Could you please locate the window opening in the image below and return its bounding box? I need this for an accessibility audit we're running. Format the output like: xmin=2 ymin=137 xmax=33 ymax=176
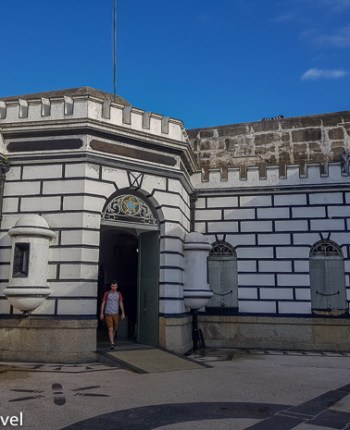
xmin=13 ymin=242 xmax=30 ymax=277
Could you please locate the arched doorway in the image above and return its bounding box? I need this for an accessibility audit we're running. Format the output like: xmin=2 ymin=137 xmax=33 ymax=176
xmin=98 ymin=192 xmax=160 ymax=346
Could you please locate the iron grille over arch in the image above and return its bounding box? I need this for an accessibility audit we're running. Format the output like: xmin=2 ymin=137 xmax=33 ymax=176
xmin=310 ymin=240 xmax=343 ymax=257
xmin=209 ymin=241 xmax=236 ymax=257
xmin=102 ymin=193 xmax=158 ymax=227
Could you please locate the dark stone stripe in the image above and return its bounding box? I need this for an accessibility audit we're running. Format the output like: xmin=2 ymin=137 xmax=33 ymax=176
xmin=310 ymin=410 xmax=350 ymax=429
xmin=7 ymin=139 xmax=83 ymax=152
xmin=288 ymin=388 xmax=350 ymax=417
xmin=90 ymin=140 xmax=177 ymax=166
xmin=244 ymin=414 xmax=303 ymax=430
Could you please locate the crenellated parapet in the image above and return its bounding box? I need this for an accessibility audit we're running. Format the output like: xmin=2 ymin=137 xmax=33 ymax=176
xmin=191 ymin=162 xmax=350 ymax=189
xmin=188 ymin=111 xmax=350 ymax=183
xmin=0 ymin=87 xmax=188 ymax=144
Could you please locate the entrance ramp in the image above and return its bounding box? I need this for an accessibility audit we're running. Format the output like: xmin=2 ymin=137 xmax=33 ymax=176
xmin=97 ymin=346 xmax=209 ymax=374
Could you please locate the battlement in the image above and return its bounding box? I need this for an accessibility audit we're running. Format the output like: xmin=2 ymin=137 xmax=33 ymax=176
xmin=0 ymin=87 xmax=187 ymax=143
xmin=188 ymin=111 xmax=350 ymax=180
xmin=192 ymin=162 xmax=350 ymax=189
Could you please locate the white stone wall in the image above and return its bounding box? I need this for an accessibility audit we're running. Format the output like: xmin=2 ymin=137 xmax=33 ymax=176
xmin=0 ymin=161 xmax=191 ymax=317
xmin=194 ymin=170 xmax=350 ymax=315
xmin=0 ymin=88 xmax=195 ymax=350
xmin=156 ymin=178 xmax=191 ymax=315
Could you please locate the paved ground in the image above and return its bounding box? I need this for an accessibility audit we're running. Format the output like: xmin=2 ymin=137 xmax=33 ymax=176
xmin=0 ymin=348 xmax=350 ymax=430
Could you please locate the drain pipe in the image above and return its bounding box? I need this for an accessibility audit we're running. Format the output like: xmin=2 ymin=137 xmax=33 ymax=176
xmin=189 ymin=193 xmax=197 ymax=232
xmin=0 ymin=153 xmax=9 ymax=230
xmin=0 ymin=127 xmax=10 ymax=230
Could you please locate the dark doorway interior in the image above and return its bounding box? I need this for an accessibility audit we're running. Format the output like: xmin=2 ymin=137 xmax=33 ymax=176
xmin=97 ymin=227 xmax=138 ymax=345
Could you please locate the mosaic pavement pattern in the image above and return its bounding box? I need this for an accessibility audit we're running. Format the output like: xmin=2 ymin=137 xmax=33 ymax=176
xmin=0 ymin=361 xmax=121 ymax=374
xmin=0 ymin=349 xmax=349 ymax=430
xmin=61 ymin=385 xmax=350 ymax=430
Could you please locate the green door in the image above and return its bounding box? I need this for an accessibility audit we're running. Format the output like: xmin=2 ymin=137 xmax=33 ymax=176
xmin=137 ymin=231 xmax=159 ymax=345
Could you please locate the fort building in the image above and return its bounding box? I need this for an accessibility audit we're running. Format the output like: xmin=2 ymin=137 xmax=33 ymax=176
xmin=0 ymin=87 xmax=349 ymax=362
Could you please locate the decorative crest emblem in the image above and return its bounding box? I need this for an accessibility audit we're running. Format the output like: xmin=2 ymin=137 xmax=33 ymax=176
xmin=102 ymin=194 xmax=157 ymax=226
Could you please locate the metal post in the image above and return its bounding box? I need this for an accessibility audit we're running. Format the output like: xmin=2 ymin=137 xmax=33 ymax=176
xmin=113 ymin=0 xmax=117 ymax=101
xmin=192 ymin=309 xmax=198 ymax=350
xmin=191 ymin=309 xmax=206 ymax=351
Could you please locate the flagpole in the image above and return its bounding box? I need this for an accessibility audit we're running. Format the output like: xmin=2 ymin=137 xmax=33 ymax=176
xmin=113 ymin=0 xmax=117 ymax=101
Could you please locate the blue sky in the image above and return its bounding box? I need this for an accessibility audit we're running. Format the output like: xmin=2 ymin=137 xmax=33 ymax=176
xmin=1 ymin=0 xmax=350 ymax=129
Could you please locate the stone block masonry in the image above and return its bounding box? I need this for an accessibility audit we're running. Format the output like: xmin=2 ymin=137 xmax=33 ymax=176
xmin=189 ymin=112 xmax=350 ymax=324
xmin=1 ymin=160 xmax=192 ymax=321
xmin=0 ymin=86 xmax=199 ymax=359
xmin=194 ymin=186 xmax=350 ymax=316
xmin=188 ymin=110 xmax=350 ymax=181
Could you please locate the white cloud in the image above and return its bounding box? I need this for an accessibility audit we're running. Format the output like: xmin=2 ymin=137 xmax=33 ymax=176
xmin=319 ymin=25 xmax=350 ymax=48
xmin=302 ymin=25 xmax=350 ymax=48
xmin=271 ymin=13 xmax=295 ymax=24
xmin=319 ymin=0 xmax=350 ymax=10
xmin=301 ymin=68 xmax=348 ymax=80
xmin=294 ymin=0 xmax=350 ymax=12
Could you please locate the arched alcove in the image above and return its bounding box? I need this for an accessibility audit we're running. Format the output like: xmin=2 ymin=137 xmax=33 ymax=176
xmin=309 ymin=240 xmax=347 ymax=316
xmin=206 ymin=241 xmax=238 ymax=312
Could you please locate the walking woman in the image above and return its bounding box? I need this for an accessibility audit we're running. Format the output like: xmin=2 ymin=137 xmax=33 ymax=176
xmin=100 ymin=280 xmax=126 ymax=349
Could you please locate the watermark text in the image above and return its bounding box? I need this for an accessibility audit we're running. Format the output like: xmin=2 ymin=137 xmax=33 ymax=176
xmin=0 ymin=412 xmax=23 ymax=427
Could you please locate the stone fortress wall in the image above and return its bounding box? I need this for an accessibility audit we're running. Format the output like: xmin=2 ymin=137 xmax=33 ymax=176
xmin=189 ymin=111 xmax=350 ymax=181
xmin=0 ymin=86 xmax=349 ymax=357
xmin=187 ymin=112 xmax=350 ymax=350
